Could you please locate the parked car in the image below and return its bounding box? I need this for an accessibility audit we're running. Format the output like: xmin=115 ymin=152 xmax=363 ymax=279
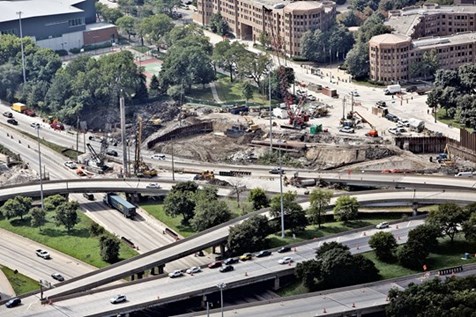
xmin=208 ymin=261 xmax=223 ymax=269
xmin=219 ymin=265 xmax=234 ymax=273
xmin=269 ymin=167 xmax=285 ymax=174
xmin=350 ymin=91 xmax=359 ymax=97
xmin=106 ymin=150 xmax=118 ymax=157
xmin=168 ymin=270 xmax=183 ymax=278
xmin=110 ymin=294 xmax=127 ymax=304
xmin=256 ymin=250 xmax=272 ymax=258
xmin=30 ymin=122 xmax=40 ymax=128
xmin=64 ymin=161 xmax=77 ymax=169
xmin=278 ymin=256 xmax=293 ymax=265
xmin=7 ymin=118 xmax=18 ymax=125
xmin=397 ymin=119 xmax=409 ymax=127
xmin=186 ymin=267 xmax=201 ymax=274
xmin=223 ymin=257 xmax=239 ymax=265
xmin=146 ymin=183 xmax=161 ymax=189
xmin=3 ymin=111 xmax=13 ymax=118
xmin=385 ymin=113 xmax=399 ymax=122
xmin=151 ymin=154 xmax=166 ymax=160
xmin=277 ymin=246 xmax=291 ymax=253
xmin=388 ymin=128 xmax=401 ymax=136
xmin=83 ymin=193 xmax=94 ymax=201
xmin=376 ymin=222 xmax=390 ymax=229
xmin=339 ymin=126 xmax=355 ymax=134
xmin=376 ymin=100 xmax=386 ymax=107
xmin=51 ymin=273 xmax=65 ymax=282
xmin=5 ymin=298 xmax=21 ymax=308
xmin=239 ymin=253 xmax=253 ymax=261
xmin=36 ymin=249 xmax=50 ymax=259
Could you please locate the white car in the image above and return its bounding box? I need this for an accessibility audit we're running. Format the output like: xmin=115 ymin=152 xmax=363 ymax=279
xmin=110 ymin=294 xmax=127 ymax=304
xmin=376 ymin=222 xmax=390 ymax=229
xmin=339 ymin=126 xmax=355 ymax=134
xmin=186 ymin=266 xmax=201 ymax=274
xmin=151 ymin=154 xmax=166 ymax=160
xmin=278 ymin=256 xmax=293 ymax=265
xmin=388 ymin=128 xmax=401 ymax=136
xmin=64 ymin=161 xmax=77 ymax=169
xmin=30 ymin=122 xmax=40 ymax=128
xmin=146 ymin=183 xmax=161 ymax=189
xmin=350 ymin=91 xmax=359 ymax=97
xmin=168 ymin=270 xmax=183 ymax=278
xmin=36 ymin=249 xmax=50 ymax=259
xmin=397 ymin=120 xmax=409 ymax=127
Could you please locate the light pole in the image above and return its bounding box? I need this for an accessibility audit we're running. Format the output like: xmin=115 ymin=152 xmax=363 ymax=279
xmin=278 ymin=140 xmax=285 ymax=238
xmin=217 ymin=282 xmax=226 ymax=317
xmin=269 ymin=70 xmax=273 ymax=154
xmin=16 ymin=11 xmax=26 ymax=84
xmin=36 ymin=126 xmax=44 ymax=211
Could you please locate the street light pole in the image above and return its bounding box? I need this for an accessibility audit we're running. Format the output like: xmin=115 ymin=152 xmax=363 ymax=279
xmin=217 ymin=282 xmax=227 ymax=317
xmin=269 ymin=71 xmax=273 ymax=154
xmin=279 ymin=140 xmax=285 ymax=238
xmin=36 ymin=126 xmax=44 ymax=211
xmin=16 ymin=11 xmax=26 ymax=84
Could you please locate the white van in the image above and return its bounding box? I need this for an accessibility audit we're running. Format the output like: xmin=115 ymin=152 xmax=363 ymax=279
xmin=455 ymin=171 xmax=474 ymax=177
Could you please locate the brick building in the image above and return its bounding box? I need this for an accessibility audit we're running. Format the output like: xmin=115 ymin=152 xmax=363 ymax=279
xmin=193 ymin=0 xmax=336 ymax=57
xmin=368 ymin=3 xmax=476 ymax=84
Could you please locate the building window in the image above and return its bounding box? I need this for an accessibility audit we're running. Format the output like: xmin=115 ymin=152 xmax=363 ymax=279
xmin=68 ymin=18 xmax=84 ymax=27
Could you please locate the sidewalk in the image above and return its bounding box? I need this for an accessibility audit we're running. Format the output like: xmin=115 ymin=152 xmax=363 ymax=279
xmin=0 ymin=267 xmax=16 ymax=300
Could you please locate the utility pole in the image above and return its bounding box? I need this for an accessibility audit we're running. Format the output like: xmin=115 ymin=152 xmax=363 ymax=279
xmin=171 ymin=138 xmax=175 ymax=181
xmin=268 ymin=71 xmax=273 ymax=154
xmin=76 ymin=117 xmax=80 ymax=162
xmin=17 ymin=11 xmax=26 ymax=84
xmin=119 ymin=90 xmax=127 ymax=177
xmin=342 ymin=96 xmax=346 ymax=120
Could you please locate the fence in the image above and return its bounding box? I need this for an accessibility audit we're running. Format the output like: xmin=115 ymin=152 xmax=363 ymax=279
xmin=438 ymin=265 xmax=463 ymax=276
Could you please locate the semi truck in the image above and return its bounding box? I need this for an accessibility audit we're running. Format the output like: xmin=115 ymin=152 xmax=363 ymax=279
xmin=103 ymin=193 xmax=136 ymax=218
xmin=384 ymin=84 xmax=401 ymax=95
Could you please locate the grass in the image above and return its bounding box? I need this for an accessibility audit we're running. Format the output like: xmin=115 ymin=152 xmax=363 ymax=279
xmin=1 ymin=265 xmax=39 ymax=294
xmin=140 ymin=202 xmax=195 ymax=238
xmin=436 ymin=108 xmax=467 ymax=130
xmin=16 ymin=129 xmax=80 ymax=160
xmin=187 ymin=86 xmax=215 ymax=102
xmin=0 ymin=212 xmax=138 ymax=268
xmin=363 ymin=252 xmax=418 ymax=279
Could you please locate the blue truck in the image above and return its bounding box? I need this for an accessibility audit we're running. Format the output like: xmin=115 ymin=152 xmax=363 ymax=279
xmin=103 ymin=193 xmax=136 ymax=218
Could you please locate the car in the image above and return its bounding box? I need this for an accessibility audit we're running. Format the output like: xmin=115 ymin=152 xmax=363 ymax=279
xmin=306 ymin=95 xmax=316 ymax=101
xmin=36 ymin=249 xmax=50 ymax=259
xmin=339 ymin=126 xmax=355 ymax=134
xmin=350 ymin=91 xmax=359 ymax=97
xmin=151 ymin=154 xmax=166 ymax=160
xmin=376 ymin=100 xmax=386 ymax=107
xmin=240 ymin=253 xmax=253 ymax=261
xmin=30 ymin=122 xmax=40 ymax=128
xmin=388 ymin=128 xmax=401 ymax=136
xmin=269 ymin=167 xmax=285 ymax=174
xmin=376 ymin=222 xmax=390 ymax=229
xmin=146 ymin=183 xmax=161 ymax=189
xmin=223 ymin=257 xmax=239 ymax=265
xmin=64 ymin=161 xmax=77 ymax=169
xmin=3 ymin=111 xmax=13 ymax=118
xmin=5 ymin=298 xmax=21 ymax=308
xmin=385 ymin=113 xmax=399 ymax=122
xmin=278 ymin=256 xmax=293 ymax=265
xmin=397 ymin=120 xmax=409 ymax=127
xmin=256 ymin=250 xmax=272 ymax=258
xmin=51 ymin=273 xmax=65 ymax=282
xmin=83 ymin=193 xmax=95 ymax=200
xmin=7 ymin=118 xmax=18 ymax=125
xmin=395 ymin=127 xmax=406 ymax=133
xmin=106 ymin=150 xmax=118 ymax=157
xmin=406 ymin=85 xmax=418 ymax=93
xmin=168 ymin=270 xmax=183 ymax=278
xmin=186 ymin=266 xmax=201 ymax=274
xmin=277 ymin=246 xmax=291 ymax=253
xmin=208 ymin=261 xmax=223 ymax=269
xmin=110 ymin=294 xmax=127 ymax=304
xmin=219 ymin=265 xmax=234 ymax=273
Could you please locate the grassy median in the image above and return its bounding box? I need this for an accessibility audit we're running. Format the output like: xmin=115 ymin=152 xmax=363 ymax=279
xmin=1 ymin=265 xmax=39 ymax=294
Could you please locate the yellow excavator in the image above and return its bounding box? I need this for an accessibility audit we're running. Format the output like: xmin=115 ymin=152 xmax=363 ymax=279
xmin=134 ymin=116 xmax=158 ymax=178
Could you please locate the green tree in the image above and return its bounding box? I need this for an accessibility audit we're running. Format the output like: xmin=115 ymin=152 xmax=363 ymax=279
xmin=333 ymin=195 xmax=359 ymax=222
xmin=154 ymin=0 xmax=181 ymax=17
xmin=248 ymin=188 xmax=269 ymax=210
xmin=462 ymin=212 xmax=476 ymax=242
xmin=270 ymin=191 xmax=307 ymax=233
xmin=100 ymin=235 xmax=120 ymax=263
xmin=90 ymin=223 xmax=105 ymax=236
xmin=141 ymin=14 xmax=174 ymax=49
xmin=397 ymin=240 xmax=429 ymax=270
xmin=236 ymin=52 xmax=271 ymax=89
xmin=241 ymin=81 xmax=253 ymax=104
xmin=191 ymin=199 xmax=232 ymax=231
xmin=259 ymin=32 xmax=271 ymax=49
xmin=308 ymin=189 xmax=333 ymax=228
xmin=44 ymin=194 xmax=68 ymax=212
xmin=209 ymin=13 xmax=230 ymax=36
xmin=427 ymin=203 xmax=468 ymax=242
xmin=369 ymin=231 xmax=397 ymax=262
xmin=409 ymin=49 xmax=439 ymax=80
xmin=149 ymin=74 xmax=160 ymax=96
xmin=163 ymin=181 xmax=198 ymax=224
xmin=0 ymin=196 xmax=32 ymax=220
xmin=227 ymin=215 xmax=270 ymax=255
xmin=54 ymin=201 xmax=80 ymax=233
xmin=344 ymin=43 xmax=369 ymax=79
xmin=295 ymin=259 xmax=321 ymax=290
xmin=100 ymin=7 xmax=124 ymax=24
xmin=30 ymin=207 xmax=46 ymax=230
xmin=116 ymin=16 xmax=136 ymax=41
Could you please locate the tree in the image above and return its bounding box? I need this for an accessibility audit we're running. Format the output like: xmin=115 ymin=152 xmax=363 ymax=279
xmin=409 ymin=49 xmax=439 ymax=80
xmin=236 ymin=52 xmax=271 ymax=89
xmin=227 ymin=215 xmax=270 ymax=255
xmin=100 ymin=7 xmax=124 ymax=24
xmin=397 ymin=240 xmax=429 ymax=270
xmin=100 ymin=235 xmax=120 ymax=263
xmin=44 ymin=194 xmax=67 ymax=212
xmin=270 ymin=191 xmax=307 ymax=233
xmin=295 ymin=259 xmax=321 ymax=290
xmin=369 ymin=231 xmax=397 ymax=262
xmin=241 ymin=81 xmax=253 ymax=104
xmin=462 ymin=204 xmax=476 ymax=242
xmin=191 ymin=199 xmax=232 ymax=231
xmin=248 ymin=188 xmax=269 ymax=210
xmin=163 ymin=182 xmax=198 ymax=225
xmin=344 ymin=43 xmax=369 ymax=79
xmin=30 ymin=207 xmax=46 ymax=230
xmin=141 ymin=14 xmax=174 ymax=49
xmin=149 ymin=74 xmax=160 ymax=96
xmin=427 ymin=203 xmax=468 ymax=242
xmin=154 ymin=0 xmax=181 ymax=17
xmin=116 ymin=16 xmax=136 ymax=40
xmin=90 ymin=223 xmax=105 ymax=236
xmin=333 ymin=195 xmax=359 ymax=222
xmin=0 ymin=196 xmax=32 ymax=220
xmin=54 ymin=201 xmax=80 ymax=233
xmin=209 ymin=13 xmax=229 ymax=36
xmin=308 ymin=189 xmax=333 ymax=228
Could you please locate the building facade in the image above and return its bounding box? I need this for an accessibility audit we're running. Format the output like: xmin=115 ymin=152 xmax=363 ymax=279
xmin=0 ymin=0 xmax=117 ymax=51
xmin=369 ymin=3 xmax=476 ymax=84
xmin=193 ymin=0 xmax=336 ymax=57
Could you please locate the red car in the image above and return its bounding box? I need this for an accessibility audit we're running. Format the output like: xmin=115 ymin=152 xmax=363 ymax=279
xmin=208 ymin=261 xmax=223 ymax=269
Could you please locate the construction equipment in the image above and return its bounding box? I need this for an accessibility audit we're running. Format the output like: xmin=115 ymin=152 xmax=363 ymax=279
xmin=437 ymin=144 xmax=455 ymax=167
xmin=86 ymin=143 xmax=108 ymax=172
xmin=134 ymin=115 xmax=158 ymax=178
xmin=366 ymin=129 xmax=379 ymax=137
xmin=193 ymin=170 xmax=215 ymax=181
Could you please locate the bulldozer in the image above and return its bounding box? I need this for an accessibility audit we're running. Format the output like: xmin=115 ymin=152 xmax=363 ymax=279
xmin=193 ymin=170 xmax=215 ymax=181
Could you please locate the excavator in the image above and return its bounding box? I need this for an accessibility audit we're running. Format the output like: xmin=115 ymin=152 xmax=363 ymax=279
xmin=134 ymin=116 xmax=158 ymax=178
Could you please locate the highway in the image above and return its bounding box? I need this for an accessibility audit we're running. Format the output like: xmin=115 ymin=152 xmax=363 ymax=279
xmin=0 ymin=219 xmax=422 ymax=316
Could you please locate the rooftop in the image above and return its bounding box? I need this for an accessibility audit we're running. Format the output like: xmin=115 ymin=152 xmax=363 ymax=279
xmin=401 ymin=4 xmax=476 ymax=16
xmin=369 ymin=33 xmax=411 ymax=44
xmin=0 ymin=0 xmax=85 ymax=23
xmin=386 ymin=14 xmax=420 ymax=36
xmin=413 ymin=32 xmax=476 ymax=48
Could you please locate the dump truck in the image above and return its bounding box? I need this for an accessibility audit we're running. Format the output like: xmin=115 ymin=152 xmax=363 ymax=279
xmin=103 ymin=193 xmax=136 ymax=218
xmin=11 ymin=102 xmax=27 ymax=113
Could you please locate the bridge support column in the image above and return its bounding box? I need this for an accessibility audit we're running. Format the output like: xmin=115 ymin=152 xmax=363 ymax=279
xmin=137 ymin=271 xmax=145 ymax=279
xmin=273 ymin=276 xmax=280 ymax=290
xmin=412 ymin=202 xmax=419 ymax=216
xmin=201 ymin=295 xmax=208 ymax=309
xmin=158 ymin=265 xmax=165 ymax=274
xmin=219 ymin=243 xmax=226 ymax=256
xmin=150 ymin=266 xmax=158 ymax=275
xmin=211 ymin=245 xmax=217 ymax=254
